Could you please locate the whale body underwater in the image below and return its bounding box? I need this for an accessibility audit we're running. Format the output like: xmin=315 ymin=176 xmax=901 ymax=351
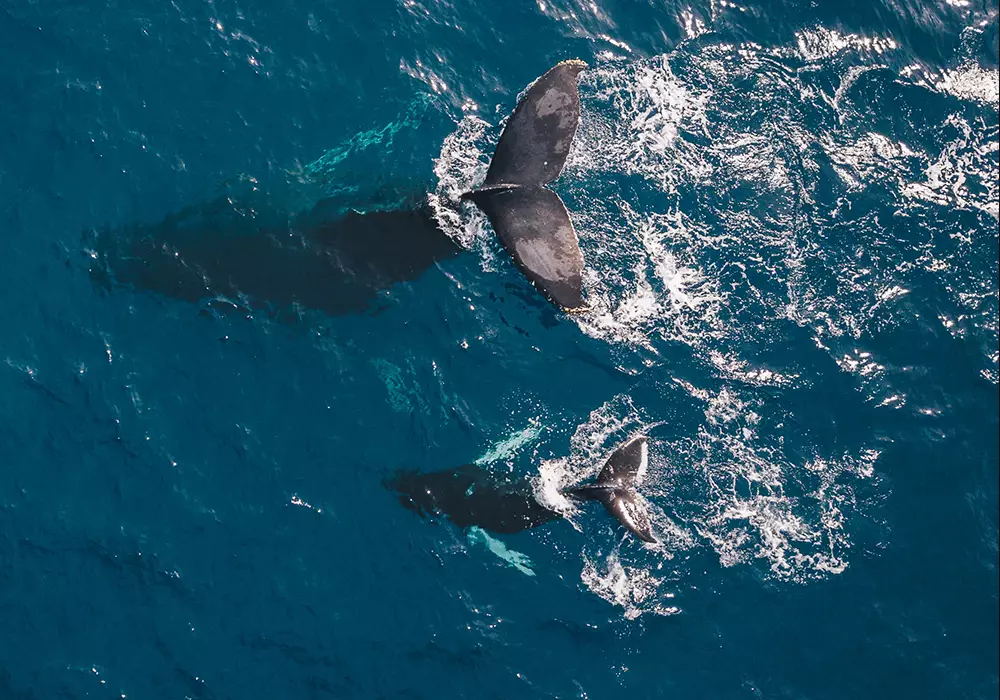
xmin=89 ymin=61 xmax=589 ymax=316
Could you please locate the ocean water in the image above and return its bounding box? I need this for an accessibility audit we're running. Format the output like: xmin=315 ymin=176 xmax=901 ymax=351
xmin=1 ymin=0 xmax=998 ymax=697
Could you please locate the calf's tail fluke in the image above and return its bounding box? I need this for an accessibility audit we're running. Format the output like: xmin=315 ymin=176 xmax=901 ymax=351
xmin=567 ymin=436 xmax=657 ymax=543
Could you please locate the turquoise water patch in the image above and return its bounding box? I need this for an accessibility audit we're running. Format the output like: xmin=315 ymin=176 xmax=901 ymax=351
xmin=371 ymin=358 xmax=428 ymax=414
xmin=467 ymin=526 xmax=537 ymax=577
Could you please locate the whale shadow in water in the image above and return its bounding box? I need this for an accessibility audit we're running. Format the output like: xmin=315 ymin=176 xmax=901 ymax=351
xmin=87 ymin=194 xmax=463 ymax=318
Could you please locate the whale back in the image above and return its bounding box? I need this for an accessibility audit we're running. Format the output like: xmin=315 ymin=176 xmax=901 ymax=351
xmin=386 ymin=465 xmax=562 ymax=535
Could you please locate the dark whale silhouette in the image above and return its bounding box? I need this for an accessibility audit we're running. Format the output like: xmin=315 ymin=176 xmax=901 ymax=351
xmin=387 ymin=436 xmax=657 ymax=543
xmin=89 ymin=195 xmax=461 ymax=318
xmin=88 ymin=61 xmax=590 ymax=317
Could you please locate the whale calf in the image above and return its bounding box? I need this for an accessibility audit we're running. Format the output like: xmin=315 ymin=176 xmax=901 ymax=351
xmin=387 ymin=435 xmax=657 ymax=543
xmin=461 ymin=60 xmax=589 ymax=312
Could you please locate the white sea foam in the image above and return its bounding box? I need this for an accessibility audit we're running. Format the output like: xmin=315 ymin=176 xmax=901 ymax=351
xmin=427 ymin=114 xmax=495 ymax=262
xmin=558 ymin=390 xmax=880 ymax=617
xmin=937 ymin=64 xmax=1000 ymax=107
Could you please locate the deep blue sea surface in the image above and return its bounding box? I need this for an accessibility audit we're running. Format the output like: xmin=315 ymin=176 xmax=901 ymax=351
xmin=2 ymin=0 xmax=998 ymax=697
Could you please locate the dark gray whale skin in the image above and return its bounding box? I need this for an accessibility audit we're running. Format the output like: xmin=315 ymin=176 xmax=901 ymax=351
xmin=461 ymin=60 xmax=589 ymax=313
xmin=386 ymin=464 xmax=564 ymax=535
xmin=387 ymin=436 xmax=657 ymax=543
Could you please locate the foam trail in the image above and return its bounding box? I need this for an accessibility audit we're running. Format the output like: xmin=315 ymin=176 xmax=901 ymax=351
xmin=562 ymin=389 xmax=880 ymax=617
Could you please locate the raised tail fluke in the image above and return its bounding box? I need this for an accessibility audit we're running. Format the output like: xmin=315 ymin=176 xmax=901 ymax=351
xmin=595 ymin=435 xmax=656 ymax=543
xmin=461 ymin=60 xmax=589 ymax=312
xmin=567 ymin=436 xmax=657 ymax=543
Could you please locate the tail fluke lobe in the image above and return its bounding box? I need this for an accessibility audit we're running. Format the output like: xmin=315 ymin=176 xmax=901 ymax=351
xmin=596 ymin=435 xmax=648 ymax=489
xmin=463 ymin=187 xmax=585 ymax=312
xmin=594 ymin=488 xmax=657 ymax=544
xmin=484 ymin=60 xmax=587 ymax=188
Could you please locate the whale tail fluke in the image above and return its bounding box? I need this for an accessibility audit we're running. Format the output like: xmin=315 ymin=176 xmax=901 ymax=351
xmin=461 ymin=60 xmax=589 ymax=313
xmin=567 ymin=436 xmax=657 ymax=543
xmin=387 ymin=435 xmax=656 ymax=543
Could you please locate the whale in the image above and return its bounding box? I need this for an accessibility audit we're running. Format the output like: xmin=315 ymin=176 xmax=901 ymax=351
xmin=387 ymin=435 xmax=657 ymax=543
xmin=88 ymin=61 xmax=589 ymax=317
xmin=461 ymin=60 xmax=589 ymax=313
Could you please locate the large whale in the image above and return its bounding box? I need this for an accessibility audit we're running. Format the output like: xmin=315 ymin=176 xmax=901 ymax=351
xmin=88 ymin=61 xmax=589 ymax=317
xmin=387 ymin=435 xmax=657 ymax=543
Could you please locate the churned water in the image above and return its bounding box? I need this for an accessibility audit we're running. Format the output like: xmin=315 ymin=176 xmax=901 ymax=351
xmin=1 ymin=0 xmax=997 ymax=698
